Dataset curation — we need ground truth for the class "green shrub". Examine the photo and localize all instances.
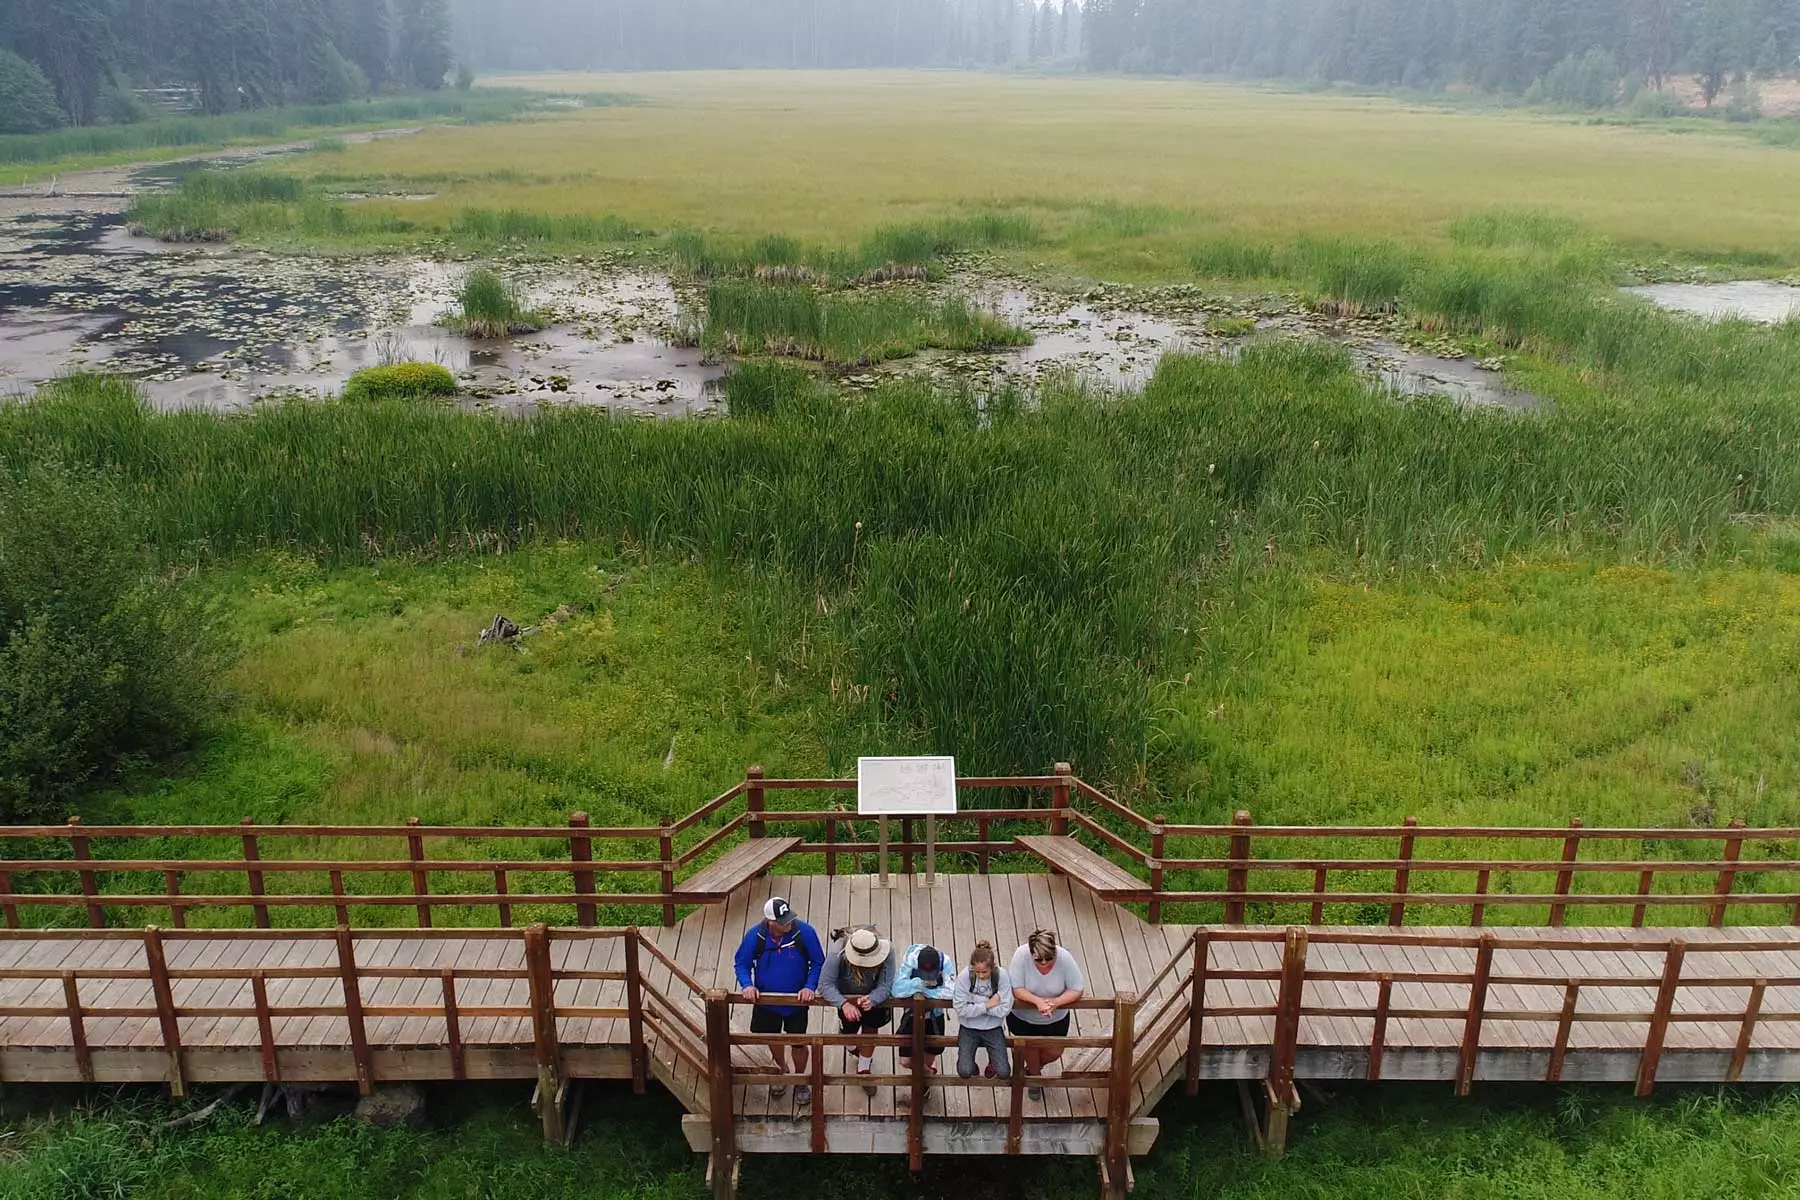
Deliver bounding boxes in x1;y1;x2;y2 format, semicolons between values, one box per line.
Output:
99;82;151;126
342;363;459;402
0;49;67;135
0;449;224;822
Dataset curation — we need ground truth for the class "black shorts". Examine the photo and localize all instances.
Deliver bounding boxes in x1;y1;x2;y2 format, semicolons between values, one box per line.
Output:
837;1006;893;1036
896;1010;946;1057
1007;1012;1071;1039
749;1007;810;1036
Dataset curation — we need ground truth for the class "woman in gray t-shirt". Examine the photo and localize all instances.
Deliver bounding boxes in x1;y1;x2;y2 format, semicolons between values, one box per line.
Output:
1007;929;1085;1098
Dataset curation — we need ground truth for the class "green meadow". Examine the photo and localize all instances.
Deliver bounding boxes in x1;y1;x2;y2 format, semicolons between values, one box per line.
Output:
7;70;1800;1198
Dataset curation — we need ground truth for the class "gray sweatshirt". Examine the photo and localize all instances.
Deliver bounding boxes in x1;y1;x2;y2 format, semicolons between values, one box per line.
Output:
952;965;1014;1030
819;950;897;1009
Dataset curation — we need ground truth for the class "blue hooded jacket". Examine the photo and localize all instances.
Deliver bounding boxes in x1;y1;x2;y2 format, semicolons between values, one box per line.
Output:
733;918;824;1017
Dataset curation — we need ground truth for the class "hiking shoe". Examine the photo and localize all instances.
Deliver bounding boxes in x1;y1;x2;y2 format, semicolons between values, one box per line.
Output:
769;1084;788;1099
984;1064;996;1078
794;1085;812;1105
1027;1086;1045;1102
858;1068;876;1097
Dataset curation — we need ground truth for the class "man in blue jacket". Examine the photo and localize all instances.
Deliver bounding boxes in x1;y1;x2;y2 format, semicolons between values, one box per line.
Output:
734;896;824;1103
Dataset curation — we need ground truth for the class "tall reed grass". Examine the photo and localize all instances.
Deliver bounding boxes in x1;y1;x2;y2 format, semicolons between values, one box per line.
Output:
6;310;1794;777
671;213;1040;283
703;281;1029;365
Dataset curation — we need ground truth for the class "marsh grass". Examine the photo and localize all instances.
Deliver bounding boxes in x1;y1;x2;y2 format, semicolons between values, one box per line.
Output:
8;300;1798;780
702;281;1029;365
447;270;545;338
450;208;642;246
670;213;1039;284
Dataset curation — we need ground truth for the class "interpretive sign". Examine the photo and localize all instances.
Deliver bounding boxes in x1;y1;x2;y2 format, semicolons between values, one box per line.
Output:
857;756;958;816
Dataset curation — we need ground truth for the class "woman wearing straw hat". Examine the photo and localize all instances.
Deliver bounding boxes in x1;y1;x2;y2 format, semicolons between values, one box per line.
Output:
820;925;898;1095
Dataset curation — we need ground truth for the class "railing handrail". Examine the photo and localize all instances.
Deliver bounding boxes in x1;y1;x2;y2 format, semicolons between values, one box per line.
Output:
1;767;1793;934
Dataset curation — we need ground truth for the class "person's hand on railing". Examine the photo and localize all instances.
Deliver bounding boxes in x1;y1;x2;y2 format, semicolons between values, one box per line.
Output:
841;1001;862;1022
741;986;759;1002
798;987;816;1003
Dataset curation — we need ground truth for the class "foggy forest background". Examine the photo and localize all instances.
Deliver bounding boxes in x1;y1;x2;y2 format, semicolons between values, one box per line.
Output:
1;0;1798;136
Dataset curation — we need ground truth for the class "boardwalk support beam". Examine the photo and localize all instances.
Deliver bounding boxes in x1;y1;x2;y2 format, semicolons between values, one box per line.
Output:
1262;927;1307;1157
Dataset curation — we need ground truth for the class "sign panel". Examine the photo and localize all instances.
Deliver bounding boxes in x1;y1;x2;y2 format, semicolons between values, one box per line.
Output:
857;756;958;816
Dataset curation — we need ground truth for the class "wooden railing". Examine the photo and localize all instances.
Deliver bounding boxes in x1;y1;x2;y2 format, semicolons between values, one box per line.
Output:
705;990;1140;1194
0;923;645;1124
4;766;1799;929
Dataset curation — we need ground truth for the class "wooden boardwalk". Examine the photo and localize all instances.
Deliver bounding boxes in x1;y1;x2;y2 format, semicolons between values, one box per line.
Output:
7;875;1800;1101
8;757;1800;1199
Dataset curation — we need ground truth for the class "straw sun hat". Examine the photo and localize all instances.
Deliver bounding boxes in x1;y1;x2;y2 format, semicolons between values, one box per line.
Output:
844;927;892;968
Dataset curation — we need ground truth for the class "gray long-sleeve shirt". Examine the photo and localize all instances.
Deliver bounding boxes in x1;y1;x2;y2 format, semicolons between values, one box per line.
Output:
952;965;1014;1030
819;950;897;1008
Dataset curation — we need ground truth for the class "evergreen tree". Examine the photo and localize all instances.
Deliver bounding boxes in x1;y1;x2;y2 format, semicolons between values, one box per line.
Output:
338;0;394;93
0;0;117;125
0;47;68;133
396;0;453;88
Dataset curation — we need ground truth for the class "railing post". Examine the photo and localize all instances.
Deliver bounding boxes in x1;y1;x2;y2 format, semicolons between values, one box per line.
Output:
1636;937;1686;1098
241;817;270;929
745;765;765;840
625;929;648;1094
1367;975;1392;1081
1184;931;1209;1095
330;869;350;927
978;814;991;875
143;926;186;1098
252;971;280;1083
1546;982;1579;1083
902;817;915;877
495;869;512;927
1711;818;1747;929
1549;818;1582;928
406;816;431;928
526;924;565;1142
69;817;104;929
908;993;927;1171
62;972;93;1084
1051;762;1072;838
1104;991;1139;1200
1456;933;1495;1096
1149;817;1166;925
1729;978;1766;1083
0;871;19;928
1225;811;1253;926
659;818;677;928
1388;816;1418;927
705;991;737;1200
336;925;373;1095
1264;928;1307;1157
442;969;466;1081
826;812;838;877
570;812;597;927
164;870;185;928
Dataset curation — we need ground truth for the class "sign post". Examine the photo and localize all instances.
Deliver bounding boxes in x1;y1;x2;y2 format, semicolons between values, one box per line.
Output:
857;757;957;887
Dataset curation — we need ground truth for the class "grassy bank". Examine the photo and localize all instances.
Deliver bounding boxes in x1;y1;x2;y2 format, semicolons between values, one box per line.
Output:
0;90;589;179
7;1081;1800;1198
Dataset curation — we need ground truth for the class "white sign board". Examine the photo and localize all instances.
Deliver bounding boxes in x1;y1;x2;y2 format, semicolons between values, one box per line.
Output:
857;756;958;816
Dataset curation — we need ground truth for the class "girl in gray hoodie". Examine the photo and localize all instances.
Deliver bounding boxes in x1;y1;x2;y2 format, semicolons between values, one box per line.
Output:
952;940;1013;1079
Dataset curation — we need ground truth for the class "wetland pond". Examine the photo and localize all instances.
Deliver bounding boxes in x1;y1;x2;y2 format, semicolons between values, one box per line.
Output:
1625;281;1800;324
0;153;1537;412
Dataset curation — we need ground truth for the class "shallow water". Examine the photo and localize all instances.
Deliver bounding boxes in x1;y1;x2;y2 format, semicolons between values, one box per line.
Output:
1625;281;1800;324
0;211;724;412
0;151;1536;413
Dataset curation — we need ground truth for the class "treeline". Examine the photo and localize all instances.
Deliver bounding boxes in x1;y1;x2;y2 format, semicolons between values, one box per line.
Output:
449;0;1082;70
0;0;456;133
1087;0;1800;103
